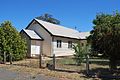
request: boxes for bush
[73,43,90,65]
[0,21,27,62]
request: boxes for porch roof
[22,29,43,40]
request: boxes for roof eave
[20,29,44,41]
[52,35,80,40]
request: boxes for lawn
[0,57,120,80]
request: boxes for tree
[36,13,60,24]
[88,12,120,70]
[0,21,27,63]
[73,43,90,65]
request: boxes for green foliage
[73,43,90,65]
[36,13,60,24]
[0,21,27,61]
[88,12,120,70]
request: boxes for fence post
[86,54,89,76]
[39,53,42,68]
[3,52,6,64]
[53,54,55,70]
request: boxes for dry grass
[0,64,89,80]
[1,58,119,80]
[0,59,97,80]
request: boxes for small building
[20,19,90,57]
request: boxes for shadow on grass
[48,62,120,80]
[48,67,120,80]
[81,68,120,80]
[54,68,80,73]
[64,63,77,66]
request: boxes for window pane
[57,40,62,48]
[68,41,72,48]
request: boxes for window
[68,41,72,48]
[57,40,62,48]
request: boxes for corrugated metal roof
[79,32,90,39]
[23,29,42,40]
[35,19,80,39]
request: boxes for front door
[31,40,41,57]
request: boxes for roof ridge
[35,18,79,32]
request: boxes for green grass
[56,58,75,65]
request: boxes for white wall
[31,40,41,57]
[28,22,52,56]
[52,36,79,56]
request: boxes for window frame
[57,40,62,48]
[68,41,72,48]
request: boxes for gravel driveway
[0,68,59,80]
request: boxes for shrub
[73,43,90,65]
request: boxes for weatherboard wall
[27,22,52,56]
[52,36,79,56]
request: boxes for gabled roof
[26,19,90,40]
[79,32,90,39]
[22,29,43,40]
[35,19,80,39]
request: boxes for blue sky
[0,0,120,32]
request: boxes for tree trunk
[3,52,6,64]
[9,53,12,64]
[109,57,117,71]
